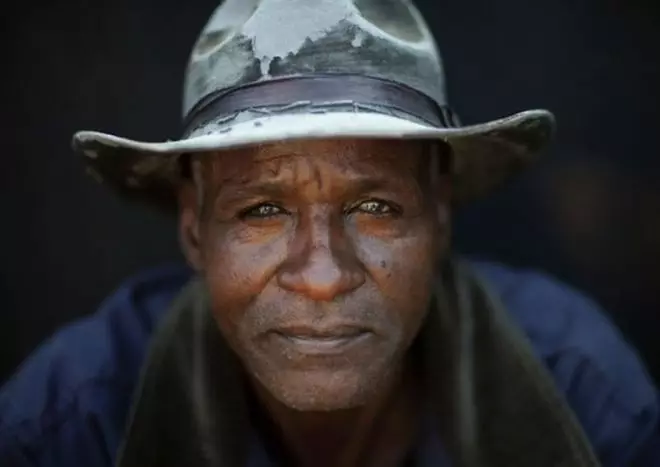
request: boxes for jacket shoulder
[0,265,192,466]
[469,259,659,466]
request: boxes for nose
[277,211,365,302]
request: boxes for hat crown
[183,0,447,118]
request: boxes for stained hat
[72,0,555,210]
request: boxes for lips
[269,325,373,355]
[275,325,368,339]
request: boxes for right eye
[238,203,285,219]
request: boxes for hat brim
[73,109,554,210]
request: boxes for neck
[250,358,421,467]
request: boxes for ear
[433,173,452,252]
[435,174,451,223]
[178,181,204,272]
[427,144,452,231]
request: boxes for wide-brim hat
[72,0,555,211]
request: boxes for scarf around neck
[115,258,601,467]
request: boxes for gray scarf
[115,259,601,467]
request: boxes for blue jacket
[1,261,658,466]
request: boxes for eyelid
[238,202,287,219]
[347,198,402,214]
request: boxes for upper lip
[273,325,370,339]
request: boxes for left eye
[353,200,398,216]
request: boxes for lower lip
[272,332,372,355]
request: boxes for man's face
[180,139,449,411]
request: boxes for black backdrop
[2,0,659,384]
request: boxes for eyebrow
[213,175,421,207]
[215,181,288,202]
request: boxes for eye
[352,199,400,216]
[238,203,285,219]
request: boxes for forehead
[197,138,430,186]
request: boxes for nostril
[277,251,365,301]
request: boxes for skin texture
[178,138,451,467]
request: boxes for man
[1,1,658,466]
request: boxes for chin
[258,367,390,412]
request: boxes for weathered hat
[73,0,555,210]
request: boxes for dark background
[1,0,659,385]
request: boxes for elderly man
[1,1,658,466]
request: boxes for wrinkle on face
[195,139,433,214]
[181,138,451,412]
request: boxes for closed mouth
[269,326,373,354]
[275,325,370,340]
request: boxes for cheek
[354,226,438,327]
[200,226,287,332]
[354,218,438,273]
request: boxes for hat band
[182,74,460,137]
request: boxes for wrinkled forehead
[196,138,433,187]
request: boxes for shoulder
[0,265,192,466]
[468,259,660,466]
